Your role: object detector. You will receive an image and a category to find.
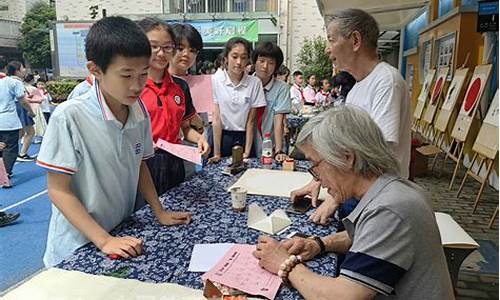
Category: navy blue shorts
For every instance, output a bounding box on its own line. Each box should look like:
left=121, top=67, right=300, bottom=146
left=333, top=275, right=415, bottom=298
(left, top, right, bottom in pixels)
left=16, top=102, right=34, bottom=127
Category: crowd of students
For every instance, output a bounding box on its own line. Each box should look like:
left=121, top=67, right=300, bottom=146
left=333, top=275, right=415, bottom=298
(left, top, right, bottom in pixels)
left=0, top=8, right=455, bottom=299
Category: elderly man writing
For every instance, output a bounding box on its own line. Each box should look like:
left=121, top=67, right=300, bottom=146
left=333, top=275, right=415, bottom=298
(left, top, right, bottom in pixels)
left=253, top=106, right=453, bottom=299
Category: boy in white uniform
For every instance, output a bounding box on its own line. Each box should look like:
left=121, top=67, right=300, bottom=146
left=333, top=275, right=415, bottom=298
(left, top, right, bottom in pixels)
left=37, top=16, right=192, bottom=267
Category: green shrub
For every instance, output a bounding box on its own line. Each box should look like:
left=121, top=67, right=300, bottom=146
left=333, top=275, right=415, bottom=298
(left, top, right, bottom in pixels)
left=46, top=80, right=78, bottom=103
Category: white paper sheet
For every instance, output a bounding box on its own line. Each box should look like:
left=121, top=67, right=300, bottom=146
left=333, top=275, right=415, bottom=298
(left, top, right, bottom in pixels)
left=3, top=268, right=205, bottom=300
left=228, top=168, right=329, bottom=199
left=188, top=243, right=235, bottom=272
left=247, top=203, right=291, bottom=234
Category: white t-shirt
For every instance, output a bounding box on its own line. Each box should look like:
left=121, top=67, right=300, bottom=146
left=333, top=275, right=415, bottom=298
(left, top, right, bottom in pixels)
left=346, top=62, right=411, bottom=179
left=212, top=70, right=266, bottom=131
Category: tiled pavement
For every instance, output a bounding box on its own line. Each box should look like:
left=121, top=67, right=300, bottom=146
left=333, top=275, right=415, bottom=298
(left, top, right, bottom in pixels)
left=414, top=156, right=498, bottom=299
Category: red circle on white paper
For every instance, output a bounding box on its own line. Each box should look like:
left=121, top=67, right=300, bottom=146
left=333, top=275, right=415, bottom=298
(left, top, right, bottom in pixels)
left=431, top=77, right=444, bottom=104
left=464, top=78, right=481, bottom=113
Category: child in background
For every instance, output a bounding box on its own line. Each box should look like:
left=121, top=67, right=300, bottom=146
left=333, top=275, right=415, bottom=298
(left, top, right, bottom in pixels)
left=36, top=79, right=52, bottom=123
left=37, top=16, right=191, bottom=267
left=315, top=78, right=333, bottom=107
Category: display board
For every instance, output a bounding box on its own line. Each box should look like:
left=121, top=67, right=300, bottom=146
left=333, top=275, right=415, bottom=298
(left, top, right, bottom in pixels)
left=423, top=67, right=450, bottom=124
left=414, top=69, right=437, bottom=119
left=451, top=64, right=493, bottom=142
left=473, top=89, right=499, bottom=159
left=435, top=68, right=470, bottom=132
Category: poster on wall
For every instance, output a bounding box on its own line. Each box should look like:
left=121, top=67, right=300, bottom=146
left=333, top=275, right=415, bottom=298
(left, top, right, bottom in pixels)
left=435, top=32, right=456, bottom=80
left=55, top=22, right=92, bottom=78
left=406, top=64, right=414, bottom=95
left=420, top=38, right=433, bottom=83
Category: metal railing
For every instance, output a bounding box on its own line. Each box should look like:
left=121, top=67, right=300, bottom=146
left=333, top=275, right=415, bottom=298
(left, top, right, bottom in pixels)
left=165, top=0, right=277, bottom=14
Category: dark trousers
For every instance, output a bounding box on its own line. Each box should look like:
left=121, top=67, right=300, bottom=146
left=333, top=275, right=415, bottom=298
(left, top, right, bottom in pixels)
left=0, top=130, right=20, bottom=175
left=135, top=150, right=186, bottom=211
left=209, top=129, right=253, bottom=158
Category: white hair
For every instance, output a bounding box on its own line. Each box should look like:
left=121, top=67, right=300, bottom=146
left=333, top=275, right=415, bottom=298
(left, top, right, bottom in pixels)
left=296, top=105, right=400, bottom=177
left=328, top=8, right=380, bottom=50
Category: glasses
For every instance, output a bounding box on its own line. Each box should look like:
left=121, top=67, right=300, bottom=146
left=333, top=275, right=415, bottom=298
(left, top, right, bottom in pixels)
left=151, top=42, right=175, bottom=54
left=308, top=159, right=324, bottom=181
left=176, top=46, right=199, bottom=55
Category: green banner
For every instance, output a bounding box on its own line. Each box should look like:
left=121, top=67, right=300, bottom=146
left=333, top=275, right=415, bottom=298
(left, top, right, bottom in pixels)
left=187, top=20, right=258, bottom=43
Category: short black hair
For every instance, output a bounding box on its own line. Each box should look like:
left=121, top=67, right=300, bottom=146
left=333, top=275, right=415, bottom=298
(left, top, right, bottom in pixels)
left=172, top=23, right=203, bottom=51
left=214, top=52, right=224, bottom=69
left=331, top=71, right=356, bottom=97
left=307, top=74, right=316, bottom=80
left=251, top=42, right=284, bottom=74
left=6, top=61, right=23, bottom=76
left=85, top=16, right=151, bottom=73
left=138, top=17, right=176, bottom=46
left=24, top=73, right=34, bottom=82
left=292, top=70, right=303, bottom=77
left=277, top=65, right=290, bottom=76
left=223, top=37, right=252, bottom=59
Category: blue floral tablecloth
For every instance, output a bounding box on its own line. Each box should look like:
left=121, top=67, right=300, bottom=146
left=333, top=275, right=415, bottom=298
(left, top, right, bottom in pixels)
left=287, top=115, right=311, bottom=130
left=57, top=159, right=339, bottom=299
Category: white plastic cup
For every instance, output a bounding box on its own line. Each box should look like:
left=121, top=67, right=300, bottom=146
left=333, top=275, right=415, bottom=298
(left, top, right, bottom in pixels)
left=230, top=187, right=247, bottom=212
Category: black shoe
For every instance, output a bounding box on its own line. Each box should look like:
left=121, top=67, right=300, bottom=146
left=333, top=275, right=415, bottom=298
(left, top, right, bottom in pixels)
left=17, top=154, right=36, bottom=162
left=0, top=212, right=20, bottom=227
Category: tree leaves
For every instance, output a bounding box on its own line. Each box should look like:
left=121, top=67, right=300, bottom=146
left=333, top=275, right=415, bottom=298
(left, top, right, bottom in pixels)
left=19, top=2, right=56, bottom=68
left=297, top=36, right=332, bottom=80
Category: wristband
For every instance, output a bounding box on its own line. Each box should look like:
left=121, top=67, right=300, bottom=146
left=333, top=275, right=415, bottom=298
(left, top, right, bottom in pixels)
left=309, top=236, right=326, bottom=254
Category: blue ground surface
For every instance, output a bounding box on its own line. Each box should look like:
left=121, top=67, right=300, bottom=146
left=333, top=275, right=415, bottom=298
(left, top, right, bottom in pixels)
left=0, top=144, right=51, bottom=292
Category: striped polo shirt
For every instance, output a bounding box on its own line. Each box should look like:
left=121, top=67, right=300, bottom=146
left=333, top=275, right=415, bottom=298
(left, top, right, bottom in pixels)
left=37, top=79, right=154, bottom=266
left=340, top=175, right=454, bottom=299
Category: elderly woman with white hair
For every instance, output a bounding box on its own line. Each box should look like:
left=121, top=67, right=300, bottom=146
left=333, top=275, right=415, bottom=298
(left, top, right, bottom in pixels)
left=253, top=106, right=454, bottom=300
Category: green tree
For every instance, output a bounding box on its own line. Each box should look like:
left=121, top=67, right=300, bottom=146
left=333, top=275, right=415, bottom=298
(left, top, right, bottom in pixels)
left=297, top=36, right=332, bottom=81
left=19, top=2, right=56, bottom=69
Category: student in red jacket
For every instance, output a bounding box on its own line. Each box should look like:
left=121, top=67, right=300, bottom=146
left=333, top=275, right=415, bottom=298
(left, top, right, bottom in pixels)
left=138, top=18, right=209, bottom=196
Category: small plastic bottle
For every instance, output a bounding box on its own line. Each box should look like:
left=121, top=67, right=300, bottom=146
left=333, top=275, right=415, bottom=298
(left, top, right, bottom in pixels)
left=261, top=132, right=273, bottom=169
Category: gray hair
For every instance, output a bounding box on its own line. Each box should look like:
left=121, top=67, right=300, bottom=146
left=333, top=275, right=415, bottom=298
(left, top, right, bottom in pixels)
left=328, top=8, right=379, bottom=50
left=296, top=105, right=400, bottom=177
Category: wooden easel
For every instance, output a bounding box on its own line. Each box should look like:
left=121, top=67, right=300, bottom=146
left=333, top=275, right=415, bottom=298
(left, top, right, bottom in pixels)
left=421, top=67, right=450, bottom=140
left=416, top=67, right=470, bottom=174
left=444, top=64, right=493, bottom=190
left=456, top=90, right=499, bottom=214
left=413, top=69, right=436, bottom=134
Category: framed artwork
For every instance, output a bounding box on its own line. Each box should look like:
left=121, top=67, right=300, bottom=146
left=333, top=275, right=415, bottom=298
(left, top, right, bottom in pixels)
left=420, top=38, right=433, bottom=83
left=435, top=32, right=456, bottom=80
left=406, top=63, right=414, bottom=95
left=459, top=65, right=493, bottom=116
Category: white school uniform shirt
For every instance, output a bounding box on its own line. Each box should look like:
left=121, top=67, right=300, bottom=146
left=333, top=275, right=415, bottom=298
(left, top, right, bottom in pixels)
left=303, top=84, right=316, bottom=103
left=212, top=70, right=266, bottom=131
left=36, top=79, right=154, bottom=267
left=346, top=62, right=411, bottom=179
left=289, top=83, right=303, bottom=106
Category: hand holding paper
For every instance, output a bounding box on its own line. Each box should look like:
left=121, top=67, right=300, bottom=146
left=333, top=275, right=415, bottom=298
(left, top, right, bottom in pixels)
left=247, top=203, right=291, bottom=235
left=202, top=244, right=281, bottom=300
